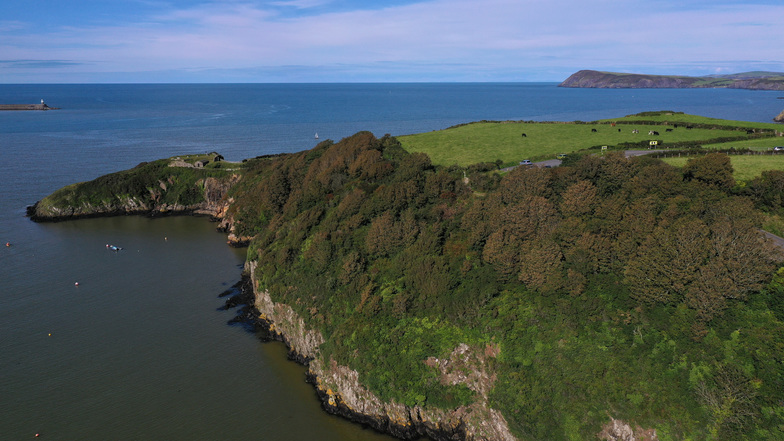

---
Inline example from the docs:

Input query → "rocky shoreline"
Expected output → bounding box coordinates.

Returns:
[220,264,656,441]
[221,268,501,441]
[26,201,211,222]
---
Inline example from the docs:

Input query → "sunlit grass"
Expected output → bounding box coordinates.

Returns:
[399,121,745,167]
[399,112,779,167]
[661,154,784,182]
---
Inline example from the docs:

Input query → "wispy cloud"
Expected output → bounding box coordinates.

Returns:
[0,59,86,68]
[1,0,782,82]
[269,0,334,9]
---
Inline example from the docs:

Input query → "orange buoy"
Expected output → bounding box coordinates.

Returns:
[5,242,9,247]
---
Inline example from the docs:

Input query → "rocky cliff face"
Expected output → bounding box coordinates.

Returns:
[729,79,784,91]
[243,260,659,441]
[246,261,517,441]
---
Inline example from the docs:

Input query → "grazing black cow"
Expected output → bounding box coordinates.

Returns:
[665,128,673,132]
[591,128,597,132]
[746,130,754,134]
[653,131,659,136]
[618,129,621,132]
[521,133,527,137]
[686,126,693,129]
[673,124,679,128]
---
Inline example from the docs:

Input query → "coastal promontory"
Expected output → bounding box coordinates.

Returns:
[29,122,784,441]
[560,69,784,90]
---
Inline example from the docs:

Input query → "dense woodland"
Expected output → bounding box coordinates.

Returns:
[223,132,784,440]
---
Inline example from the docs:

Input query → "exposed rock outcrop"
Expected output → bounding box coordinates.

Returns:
[775,109,784,123]
[598,418,659,441]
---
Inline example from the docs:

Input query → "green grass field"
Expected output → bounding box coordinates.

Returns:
[398,112,782,167]
[661,154,784,182]
[597,112,781,130]
[703,138,784,151]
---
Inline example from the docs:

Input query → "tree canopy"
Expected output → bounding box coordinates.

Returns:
[228,133,784,440]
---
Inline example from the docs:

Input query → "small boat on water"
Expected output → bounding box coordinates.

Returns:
[106,244,123,251]
[315,132,319,139]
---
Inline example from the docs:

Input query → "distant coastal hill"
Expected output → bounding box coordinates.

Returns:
[560,69,784,90]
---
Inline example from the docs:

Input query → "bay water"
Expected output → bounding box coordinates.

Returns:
[1,83,782,440]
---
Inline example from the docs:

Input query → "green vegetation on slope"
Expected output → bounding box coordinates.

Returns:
[225,131,784,440]
[34,153,233,217]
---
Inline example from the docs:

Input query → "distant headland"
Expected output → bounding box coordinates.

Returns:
[0,100,59,111]
[560,69,784,91]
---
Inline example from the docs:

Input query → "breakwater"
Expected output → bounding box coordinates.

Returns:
[0,103,57,110]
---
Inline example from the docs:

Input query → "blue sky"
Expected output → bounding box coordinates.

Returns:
[1,0,782,83]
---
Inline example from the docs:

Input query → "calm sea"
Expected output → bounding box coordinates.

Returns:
[1,83,782,440]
